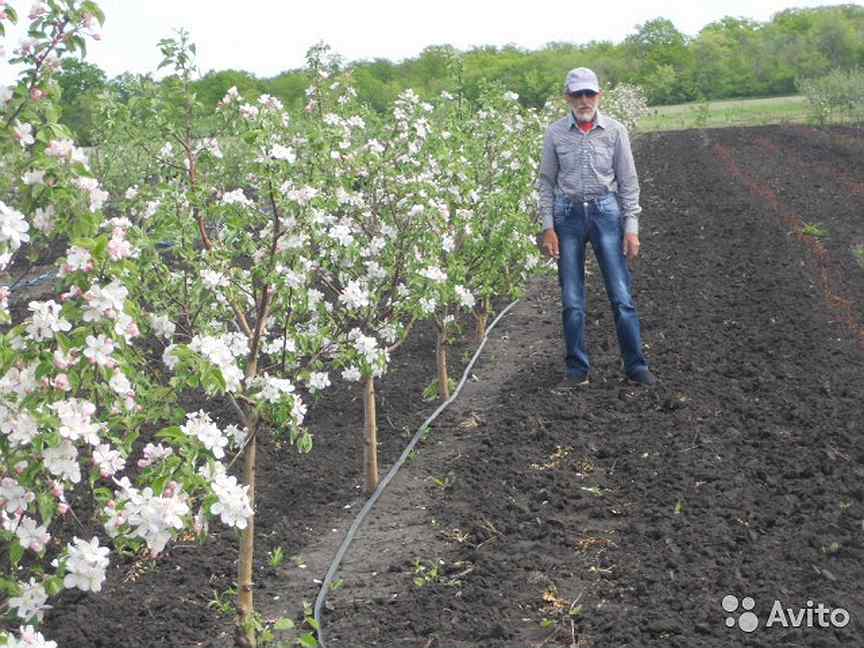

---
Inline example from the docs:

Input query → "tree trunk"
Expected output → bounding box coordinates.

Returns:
[363,375,379,495]
[436,328,450,402]
[236,422,258,647]
[474,310,488,341]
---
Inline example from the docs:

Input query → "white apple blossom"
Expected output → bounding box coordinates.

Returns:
[181,410,228,459]
[52,399,100,445]
[22,170,45,185]
[220,188,252,207]
[341,366,362,382]
[120,484,190,555]
[1,409,39,447]
[8,579,49,622]
[0,478,35,514]
[61,246,93,275]
[0,200,30,249]
[307,372,330,393]
[25,300,71,341]
[201,269,228,289]
[92,444,125,478]
[420,266,447,283]
[455,285,476,309]
[270,143,296,162]
[339,280,370,310]
[43,440,81,483]
[150,313,176,339]
[210,472,252,529]
[162,344,180,370]
[63,536,110,592]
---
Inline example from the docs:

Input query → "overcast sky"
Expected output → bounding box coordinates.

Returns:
[0,0,855,82]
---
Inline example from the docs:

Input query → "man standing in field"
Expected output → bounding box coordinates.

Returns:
[537,67,655,386]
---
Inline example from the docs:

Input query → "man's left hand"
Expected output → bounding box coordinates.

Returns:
[623,233,640,260]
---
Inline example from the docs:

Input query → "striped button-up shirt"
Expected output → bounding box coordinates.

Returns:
[537,110,642,234]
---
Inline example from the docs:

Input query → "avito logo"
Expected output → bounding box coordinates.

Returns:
[722,595,851,632]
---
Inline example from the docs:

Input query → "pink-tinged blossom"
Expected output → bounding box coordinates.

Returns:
[60,246,93,276]
[217,86,240,108]
[25,300,71,341]
[83,281,128,322]
[52,398,99,446]
[42,439,81,484]
[137,442,173,468]
[113,311,140,342]
[181,410,228,459]
[3,625,57,648]
[51,373,70,392]
[83,334,115,367]
[15,517,50,553]
[32,206,55,234]
[239,103,259,120]
[0,200,30,249]
[0,363,39,399]
[63,536,109,592]
[107,227,137,260]
[45,139,76,160]
[14,121,34,148]
[0,478,34,513]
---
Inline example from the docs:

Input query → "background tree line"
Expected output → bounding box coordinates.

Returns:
[56,4,864,144]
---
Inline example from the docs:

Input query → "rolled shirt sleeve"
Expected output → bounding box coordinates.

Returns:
[537,128,558,231]
[613,126,642,235]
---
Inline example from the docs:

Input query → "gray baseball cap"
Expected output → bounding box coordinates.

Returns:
[564,68,600,94]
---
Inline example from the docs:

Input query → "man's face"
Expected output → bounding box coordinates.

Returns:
[565,90,601,123]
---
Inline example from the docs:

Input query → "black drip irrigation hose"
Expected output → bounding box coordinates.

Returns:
[313,299,520,646]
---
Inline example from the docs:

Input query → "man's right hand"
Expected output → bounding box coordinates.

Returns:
[541,228,559,259]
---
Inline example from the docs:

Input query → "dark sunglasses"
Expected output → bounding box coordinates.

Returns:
[568,90,598,98]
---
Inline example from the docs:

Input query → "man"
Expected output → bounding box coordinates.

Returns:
[537,67,655,386]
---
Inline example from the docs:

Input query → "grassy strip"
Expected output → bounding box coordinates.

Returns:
[638,95,811,132]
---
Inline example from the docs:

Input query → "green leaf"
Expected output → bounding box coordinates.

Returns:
[38,491,57,526]
[298,633,319,648]
[273,618,295,631]
[9,541,24,567]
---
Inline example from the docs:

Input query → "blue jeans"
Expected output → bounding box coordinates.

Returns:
[553,193,648,376]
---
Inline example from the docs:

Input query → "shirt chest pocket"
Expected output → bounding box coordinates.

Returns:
[589,137,615,174]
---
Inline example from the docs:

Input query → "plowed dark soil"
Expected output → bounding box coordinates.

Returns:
[321,125,864,647]
[41,124,864,648]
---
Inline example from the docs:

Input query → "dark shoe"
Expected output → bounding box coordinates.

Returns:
[627,367,657,386]
[564,370,590,386]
